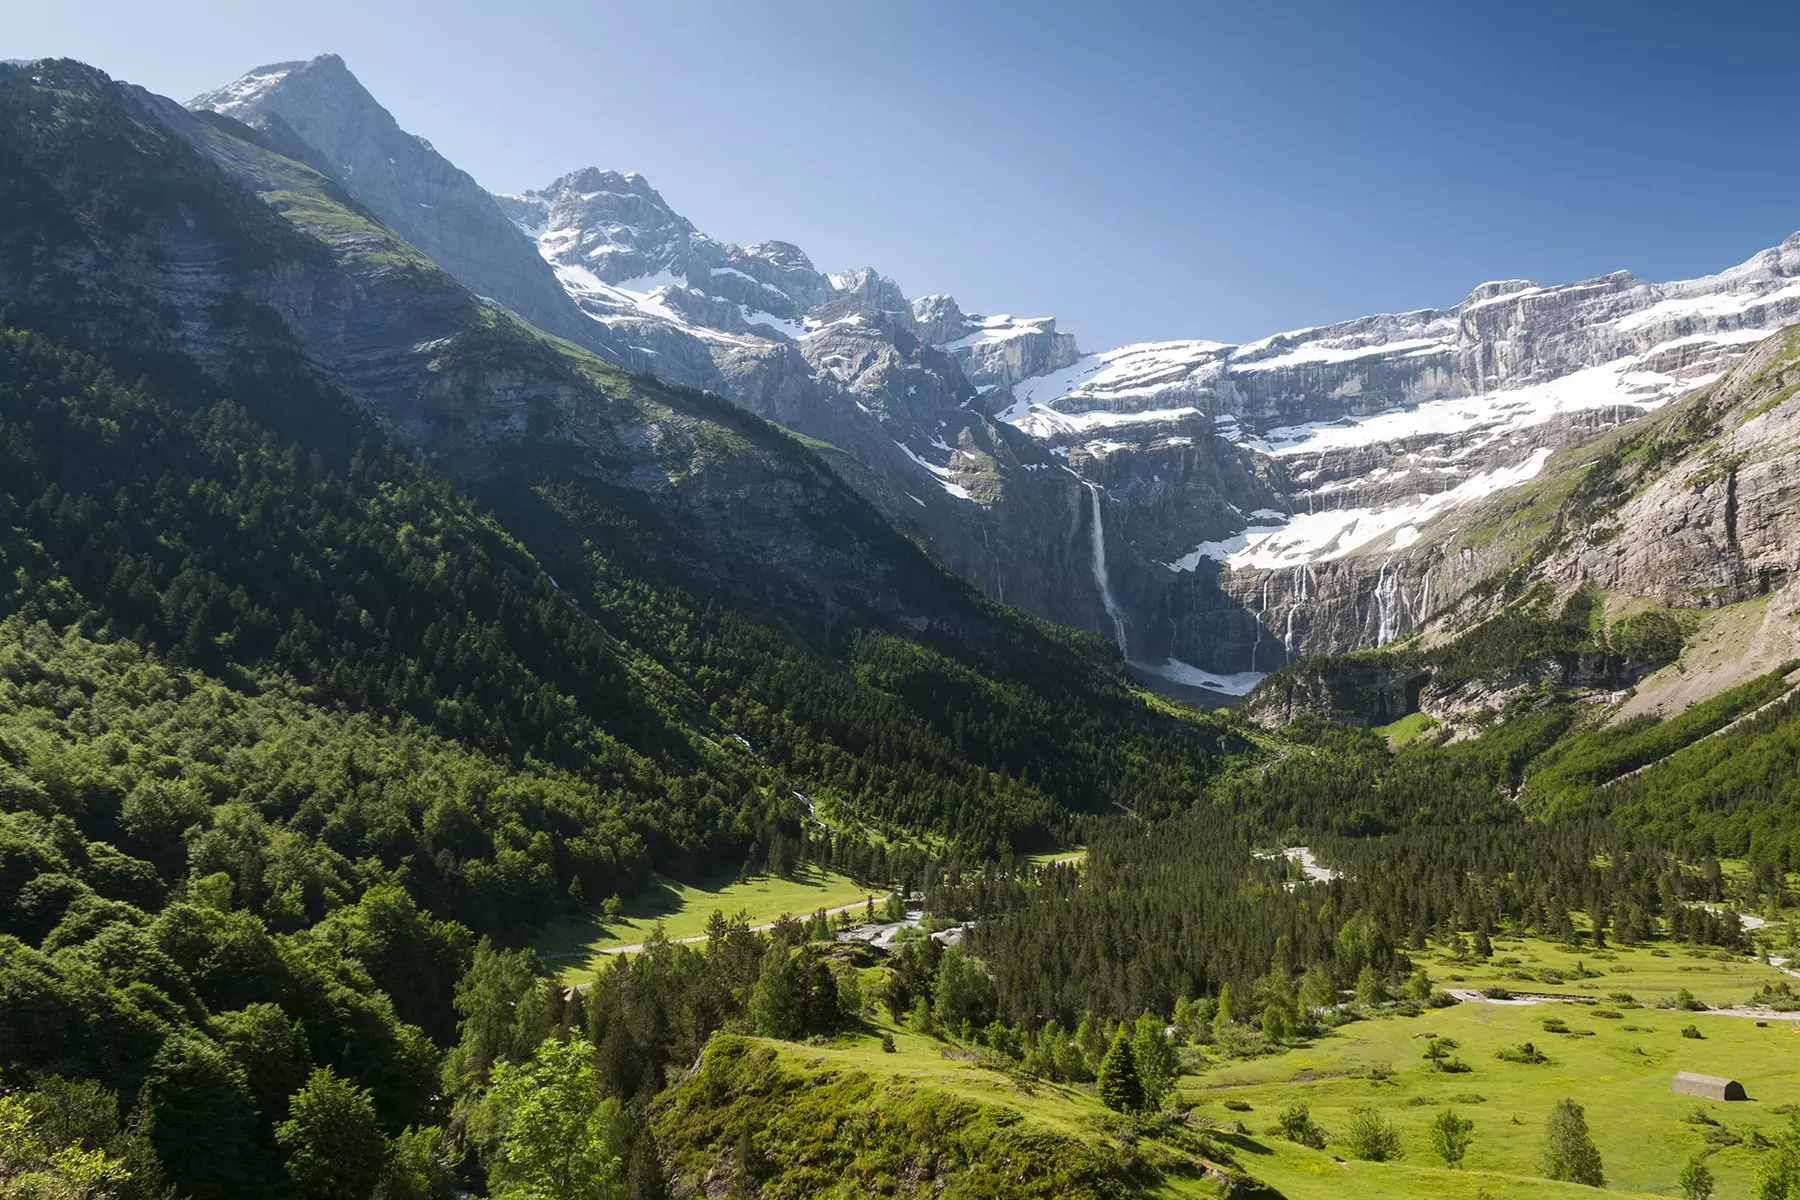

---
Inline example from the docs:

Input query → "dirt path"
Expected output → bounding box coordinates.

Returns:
[1446,989,1800,1022]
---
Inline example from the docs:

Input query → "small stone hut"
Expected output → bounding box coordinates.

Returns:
[1672,1071,1745,1101]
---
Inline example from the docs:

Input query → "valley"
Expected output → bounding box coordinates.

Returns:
[4,40,1800,1200]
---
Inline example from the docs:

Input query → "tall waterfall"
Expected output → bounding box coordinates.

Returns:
[1084,483,1128,653]
[1250,576,1269,671]
[1374,557,1401,646]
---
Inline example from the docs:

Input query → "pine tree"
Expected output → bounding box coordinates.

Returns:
[1543,1097,1604,1186]
[1096,1029,1143,1113]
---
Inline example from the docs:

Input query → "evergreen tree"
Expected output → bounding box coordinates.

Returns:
[1095,1029,1143,1113]
[1542,1097,1604,1186]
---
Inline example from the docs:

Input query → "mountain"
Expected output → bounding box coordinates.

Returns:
[185,57,1800,707]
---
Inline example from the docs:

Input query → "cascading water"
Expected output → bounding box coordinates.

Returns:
[1374,557,1401,646]
[1249,576,1270,671]
[1084,483,1128,653]
[1283,564,1311,656]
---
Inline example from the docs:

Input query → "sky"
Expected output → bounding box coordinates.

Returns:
[6,0,1799,348]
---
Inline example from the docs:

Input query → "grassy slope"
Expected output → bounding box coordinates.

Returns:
[1197,937,1800,1199]
[656,1017,1238,1200]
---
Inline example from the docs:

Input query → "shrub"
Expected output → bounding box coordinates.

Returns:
[1681,1024,1704,1040]
[1276,1102,1329,1150]
[1344,1107,1403,1162]
[1497,1042,1550,1064]
[1428,1108,1475,1168]
[1223,1099,1253,1113]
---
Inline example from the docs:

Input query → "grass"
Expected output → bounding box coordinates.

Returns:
[534,866,878,983]
[1376,711,1438,748]
[657,932,1800,1197]
[1187,936,1800,1198]
[1418,935,1793,1006]
[1023,846,1088,868]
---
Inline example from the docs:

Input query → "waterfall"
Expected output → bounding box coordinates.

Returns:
[1084,483,1128,653]
[1250,577,1268,672]
[980,521,1004,604]
[1283,602,1298,655]
[1374,557,1401,646]
[1413,567,1434,628]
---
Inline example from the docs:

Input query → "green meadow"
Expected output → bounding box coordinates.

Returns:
[534,866,878,983]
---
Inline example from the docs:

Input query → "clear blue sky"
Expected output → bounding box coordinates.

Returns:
[9,0,1798,348]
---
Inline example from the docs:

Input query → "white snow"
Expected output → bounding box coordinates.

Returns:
[944,314,1054,351]
[195,67,293,117]
[1216,448,1554,570]
[893,440,973,502]
[1243,348,1714,460]
[1162,523,1289,572]
[1000,340,1229,423]
[1614,282,1800,332]
[741,308,804,339]
[1011,405,1204,440]
[1231,336,1444,372]
[1132,656,1265,696]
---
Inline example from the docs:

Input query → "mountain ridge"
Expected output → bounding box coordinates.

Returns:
[183,54,1800,705]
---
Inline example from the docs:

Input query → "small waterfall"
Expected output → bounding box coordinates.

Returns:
[1374,557,1401,646]
[1283,602,1298,655]
[1084,483,1128,653]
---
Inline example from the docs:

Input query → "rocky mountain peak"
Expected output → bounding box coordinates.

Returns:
[502,167,698,285]
[186,55,623,363]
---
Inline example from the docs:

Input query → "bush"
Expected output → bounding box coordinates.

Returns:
[1497,1042,1550,1064]
[1222,1099,1252,1112]
[1428,1108,1475,1168]
[1681,1025,1704,1040]
[1276,1102,1329,1150]
[1344,1107,1403,1162]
